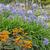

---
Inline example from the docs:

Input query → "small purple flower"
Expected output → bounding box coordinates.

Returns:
[0,3,5,8]
[43,38,49,45]
[23,16,27,21]
[44,14,48,20]
[11,8,17,14]
[27,17,32,22]
[5,4,11,10]
[32,15,37,19]
[36,16,45,26]
[32,4,38,10]
[18,9,25,16]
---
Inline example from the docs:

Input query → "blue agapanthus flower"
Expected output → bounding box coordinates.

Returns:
[43,38,49,45]
[5,4,11,10]
[23,16,27,21]
[32,4,38,11]
[10,8,17,14]
[27,17,32,22]
[44,14,48,21]
[0,3,5,8]
[17,9,25,16]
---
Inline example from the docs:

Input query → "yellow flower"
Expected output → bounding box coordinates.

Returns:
[15,36,23,40]
[12,28,24,36]
[23,40,32,44]
[23,40,32,48]
[12,28,19,33]
[15,37,21,40]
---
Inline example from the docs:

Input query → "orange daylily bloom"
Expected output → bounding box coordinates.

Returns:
[0,35,9,42]
[23,43,32,48]
[23,40,32,48]
[0,30,9,42]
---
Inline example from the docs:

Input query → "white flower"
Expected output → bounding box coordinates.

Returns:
[27,10,33,14]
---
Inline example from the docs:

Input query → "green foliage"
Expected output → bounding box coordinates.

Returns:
[0,0,15,4]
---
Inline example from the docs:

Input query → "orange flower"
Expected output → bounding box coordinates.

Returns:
[0,35,9,42]
[0,30,9,42]
[23,43,32,48]
[23,40,32,48]
[15,36,23,46]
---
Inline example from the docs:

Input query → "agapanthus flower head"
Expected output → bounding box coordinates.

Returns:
[5,4,11,10]
[44,14,48,20]
[18,9,25,16]
[27,17,32,22]
[0,3,5,8]
[23,16,27,21]
[11,8,17,14]
[32,15,37,20]
[37,15,45,26]
[32,3,38,10]
[43,38,49,45]
[27,10,33,15]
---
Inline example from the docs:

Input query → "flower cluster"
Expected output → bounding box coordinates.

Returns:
[0,28,32,48]
[0,30,9,42]
[0,3,49,28]
[12,28,32,48]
